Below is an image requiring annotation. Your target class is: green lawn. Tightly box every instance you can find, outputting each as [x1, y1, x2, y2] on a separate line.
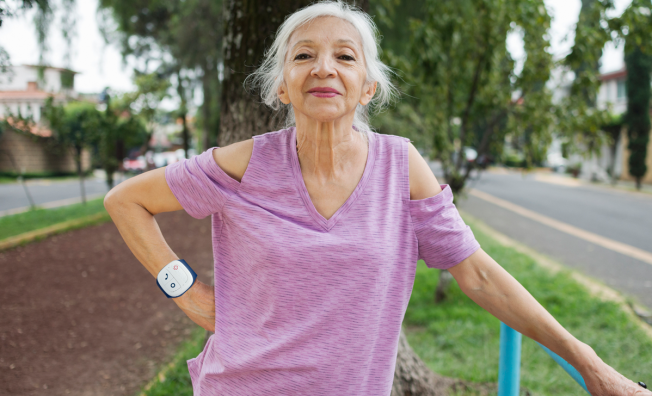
[0, 197, 108, 240]
[138, 218, 652, 396]
[404, 217, 652, 395]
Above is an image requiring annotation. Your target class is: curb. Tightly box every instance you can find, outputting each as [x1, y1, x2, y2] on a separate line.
[0, 212, 112, 251]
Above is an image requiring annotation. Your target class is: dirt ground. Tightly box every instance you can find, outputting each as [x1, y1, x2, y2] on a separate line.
[0, 211, 214, 396]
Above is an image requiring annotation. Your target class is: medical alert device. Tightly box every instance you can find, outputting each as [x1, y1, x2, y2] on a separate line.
[156, 259, 197, 298]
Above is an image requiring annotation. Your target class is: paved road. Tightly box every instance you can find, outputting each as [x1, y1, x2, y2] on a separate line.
[0, 177, 113, 213]
[455, 171, 652, 308]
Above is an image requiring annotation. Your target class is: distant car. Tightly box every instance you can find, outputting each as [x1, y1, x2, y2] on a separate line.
[464, 147, 478, 163]
[123, 156, 147, 173]
[152, 152, 179, 168]
[452, 147, 479, 167]
[546, 153, 568, 172]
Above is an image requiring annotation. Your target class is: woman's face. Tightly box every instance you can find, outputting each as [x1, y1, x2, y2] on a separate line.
[278, 16, 377, 123]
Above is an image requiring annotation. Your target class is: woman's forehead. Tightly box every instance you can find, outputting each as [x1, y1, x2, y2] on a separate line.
[287, 16, 362, 51]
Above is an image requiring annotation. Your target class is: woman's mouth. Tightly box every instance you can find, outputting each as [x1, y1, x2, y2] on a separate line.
[307, 87, 341, 98]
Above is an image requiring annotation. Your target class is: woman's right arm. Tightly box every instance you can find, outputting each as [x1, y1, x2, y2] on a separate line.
[103, 167, 216, 331]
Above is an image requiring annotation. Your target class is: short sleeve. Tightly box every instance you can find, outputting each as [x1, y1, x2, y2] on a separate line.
[409, 185, 480, 269]
[165, 148, 240, 219]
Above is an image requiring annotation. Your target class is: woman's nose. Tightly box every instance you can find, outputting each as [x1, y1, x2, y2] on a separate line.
[311, 56, 337, 79]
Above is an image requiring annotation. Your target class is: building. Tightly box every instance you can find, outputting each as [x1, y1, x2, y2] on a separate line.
[0, 65, 91, 175]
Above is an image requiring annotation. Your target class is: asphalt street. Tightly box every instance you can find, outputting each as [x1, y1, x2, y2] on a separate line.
[455, 171, 652, 309]
[0, 177, 111, 213]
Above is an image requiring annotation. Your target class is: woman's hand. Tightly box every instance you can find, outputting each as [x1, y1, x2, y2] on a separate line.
[174, 281, 215, 332]
[578, 351, 652, 396]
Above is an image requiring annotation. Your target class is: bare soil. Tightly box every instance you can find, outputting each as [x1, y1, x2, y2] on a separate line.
[0, 211, 214, 396]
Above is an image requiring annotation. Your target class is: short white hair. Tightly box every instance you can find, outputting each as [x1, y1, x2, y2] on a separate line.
[248, 0, 397, 132]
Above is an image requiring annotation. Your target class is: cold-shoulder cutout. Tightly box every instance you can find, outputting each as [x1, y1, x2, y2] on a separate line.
[212, 139, 254, 183]
[407, 141, 442, 200]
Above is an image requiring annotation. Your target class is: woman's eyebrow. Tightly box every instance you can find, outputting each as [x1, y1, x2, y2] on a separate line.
[292, 39, 314, 50]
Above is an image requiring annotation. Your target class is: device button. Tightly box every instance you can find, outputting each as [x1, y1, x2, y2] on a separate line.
[170, 263, 188, 283]
[159, 271, 179, 292]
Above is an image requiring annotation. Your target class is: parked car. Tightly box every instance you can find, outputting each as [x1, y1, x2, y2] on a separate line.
[123, 156, 147, 173]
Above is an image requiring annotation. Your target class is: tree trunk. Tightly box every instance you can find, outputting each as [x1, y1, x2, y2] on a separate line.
[219, 2, 447, 394]
[392, 329, 455, 396]
[202, 64, 215, 151]
[219, 0, 312, 144]
[75, 145, 87, 205]
[434, 270, 454, 304]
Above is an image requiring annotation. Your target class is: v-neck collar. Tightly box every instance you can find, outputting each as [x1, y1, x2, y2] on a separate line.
[288, 126, 377, 232]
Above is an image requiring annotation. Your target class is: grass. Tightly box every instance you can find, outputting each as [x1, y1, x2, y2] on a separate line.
[404, 216, 652, 395]
[0, 197, 107, 240]
[134, 217, 652, 396]
[140, 326, 206, 396]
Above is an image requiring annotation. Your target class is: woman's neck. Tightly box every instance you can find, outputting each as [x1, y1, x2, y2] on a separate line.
[294, 113, 365, 181]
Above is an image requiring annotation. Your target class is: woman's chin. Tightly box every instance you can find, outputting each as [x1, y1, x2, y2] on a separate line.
[295, 108, 355, 124]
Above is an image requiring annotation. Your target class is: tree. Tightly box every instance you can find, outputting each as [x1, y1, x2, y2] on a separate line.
[613, 1, 652, 190]
[43, 99, 101, 204]
[385, 0, 555, 195]
[124, 71, 170, 151]
[624, 45, 651, 189]
[98, 0, 222, 153]
[98, 90, 148, 189]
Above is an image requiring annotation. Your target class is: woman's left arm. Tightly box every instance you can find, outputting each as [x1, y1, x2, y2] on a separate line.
[406, 143, 650, 395]
[449, 250, 650, 396]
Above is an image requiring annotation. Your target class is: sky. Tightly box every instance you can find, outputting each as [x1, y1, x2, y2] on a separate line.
[0, 0, 634, 95]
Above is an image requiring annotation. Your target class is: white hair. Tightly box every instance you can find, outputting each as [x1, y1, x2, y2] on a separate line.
[247, 0, 398, 132]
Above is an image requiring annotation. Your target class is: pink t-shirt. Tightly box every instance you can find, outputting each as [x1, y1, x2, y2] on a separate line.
[165, 127, 479, 395]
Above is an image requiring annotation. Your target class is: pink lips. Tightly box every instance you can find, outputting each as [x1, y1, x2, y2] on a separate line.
[307, 87, 341, 98]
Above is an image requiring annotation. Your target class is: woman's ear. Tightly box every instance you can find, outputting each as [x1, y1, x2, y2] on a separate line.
[359, 81, 377, 106]
[277, 81, 291, 105]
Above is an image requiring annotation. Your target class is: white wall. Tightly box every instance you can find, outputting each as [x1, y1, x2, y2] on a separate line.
[0, 65, 73, 93]
[597, 79, 627, 115]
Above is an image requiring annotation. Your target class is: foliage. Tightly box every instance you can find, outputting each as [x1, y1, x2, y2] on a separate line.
[379, 0, 554, 193]
[98, 91, 148, 189]
[612, 0, 652, 189]
[404, 216, 652, 395]
[59, 69, 74, 89]
[98, 0, 223, 148]
[43, 99, 102, 155]
[624, 44, 651, 188]
[554, 0, 613, 162]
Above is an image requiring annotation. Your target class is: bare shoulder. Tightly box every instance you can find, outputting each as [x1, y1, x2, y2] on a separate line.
[407, 142, 443, 200]
[212, 139, 254, 183]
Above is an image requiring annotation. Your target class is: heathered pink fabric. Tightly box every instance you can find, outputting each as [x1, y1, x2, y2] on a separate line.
[164, 127, 480, 395]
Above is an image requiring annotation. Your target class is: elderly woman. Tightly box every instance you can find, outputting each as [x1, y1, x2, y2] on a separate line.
[104, 2, 649, 395]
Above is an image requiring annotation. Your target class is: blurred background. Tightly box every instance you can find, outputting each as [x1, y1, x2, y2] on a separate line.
[0, 0, 651, 395]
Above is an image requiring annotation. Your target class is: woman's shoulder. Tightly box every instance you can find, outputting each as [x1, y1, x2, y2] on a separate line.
[212, 128, 292, 183]
[212, 139, 254, 183]
[370, 132, 411, 159]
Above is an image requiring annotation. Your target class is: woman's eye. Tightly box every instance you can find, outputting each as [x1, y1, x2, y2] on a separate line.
[294, 53, 310, 60]
[339, 54, 355, 61]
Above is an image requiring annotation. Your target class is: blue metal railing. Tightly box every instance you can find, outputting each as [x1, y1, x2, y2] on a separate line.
[497, 323, 590, 396]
